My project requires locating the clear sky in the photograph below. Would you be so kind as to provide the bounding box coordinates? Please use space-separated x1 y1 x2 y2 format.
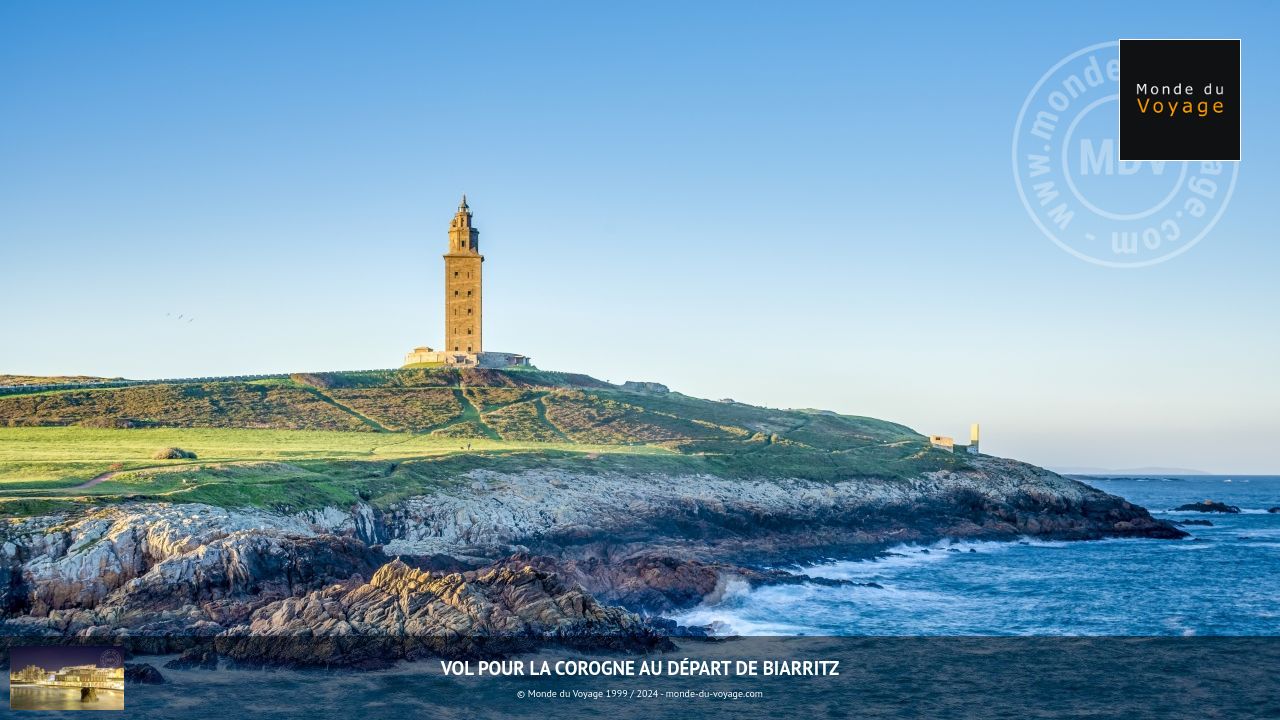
2 2 1277 473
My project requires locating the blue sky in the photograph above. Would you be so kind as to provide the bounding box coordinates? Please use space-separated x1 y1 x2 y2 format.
2 1 1277 473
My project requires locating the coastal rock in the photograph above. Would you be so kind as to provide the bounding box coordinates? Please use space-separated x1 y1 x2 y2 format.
480 553 871 613
1269 507 1279 514
123 662 165 684
163 648 219 670
1174 519 1214 527
0 505 383 642
0 455 1185 652
1173 500 1241 514
216 559 667 666
487 554 725 612
371 456 1184 571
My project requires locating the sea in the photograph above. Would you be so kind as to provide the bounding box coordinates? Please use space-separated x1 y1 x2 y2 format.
671 475 1280 636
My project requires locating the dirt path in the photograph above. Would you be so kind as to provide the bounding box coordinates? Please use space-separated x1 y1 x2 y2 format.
534 396 572 442
65 461 232 491
67 466 163 491
300 387 392 432
424 388 502 440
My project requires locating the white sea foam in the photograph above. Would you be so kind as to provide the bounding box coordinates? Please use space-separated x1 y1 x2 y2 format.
673 612 814 636
799 537 1087 582
666 515 1280 637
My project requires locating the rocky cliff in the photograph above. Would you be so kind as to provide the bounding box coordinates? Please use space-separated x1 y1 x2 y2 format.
214 560 666 667
0 454 1183 665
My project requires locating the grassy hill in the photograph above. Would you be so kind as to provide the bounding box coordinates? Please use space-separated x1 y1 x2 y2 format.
0 374 120 387
0 367 968 515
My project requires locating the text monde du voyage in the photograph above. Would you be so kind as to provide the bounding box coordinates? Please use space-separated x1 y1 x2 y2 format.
439 658 842 677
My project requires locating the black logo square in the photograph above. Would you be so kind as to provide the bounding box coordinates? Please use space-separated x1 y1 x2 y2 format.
1119 39 1240 161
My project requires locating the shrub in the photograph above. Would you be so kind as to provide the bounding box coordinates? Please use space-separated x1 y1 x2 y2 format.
153 447 197 460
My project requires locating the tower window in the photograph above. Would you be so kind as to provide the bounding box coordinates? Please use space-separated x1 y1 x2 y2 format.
467 290 472 296
453 271 458 277
467 328 472 335
454 290 459 296
466 309 472 315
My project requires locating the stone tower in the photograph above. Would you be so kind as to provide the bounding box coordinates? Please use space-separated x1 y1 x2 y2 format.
444 195 483 353
402 197 529 369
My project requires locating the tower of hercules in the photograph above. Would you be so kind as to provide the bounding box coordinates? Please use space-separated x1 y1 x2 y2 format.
402 196 530 369
445 196 483 353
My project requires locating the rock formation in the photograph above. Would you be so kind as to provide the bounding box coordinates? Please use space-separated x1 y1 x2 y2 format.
123 662 165 684
1173 500 1241 513
0 456 1184 665
215 559 666 667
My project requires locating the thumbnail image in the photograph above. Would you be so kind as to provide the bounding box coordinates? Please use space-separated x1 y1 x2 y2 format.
9 646 124 711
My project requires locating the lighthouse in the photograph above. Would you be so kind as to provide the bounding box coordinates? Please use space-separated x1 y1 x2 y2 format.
402 197 531 369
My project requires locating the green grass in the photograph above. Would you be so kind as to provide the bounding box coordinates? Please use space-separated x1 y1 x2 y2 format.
0 425 965 517
0 426 663 479
0 367 968 516
0 426 676 514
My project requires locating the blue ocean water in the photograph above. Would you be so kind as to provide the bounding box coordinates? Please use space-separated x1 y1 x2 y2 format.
672 476 1280 636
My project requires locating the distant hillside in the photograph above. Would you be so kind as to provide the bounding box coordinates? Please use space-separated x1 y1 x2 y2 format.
0 374 120 387
0 367 960 486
